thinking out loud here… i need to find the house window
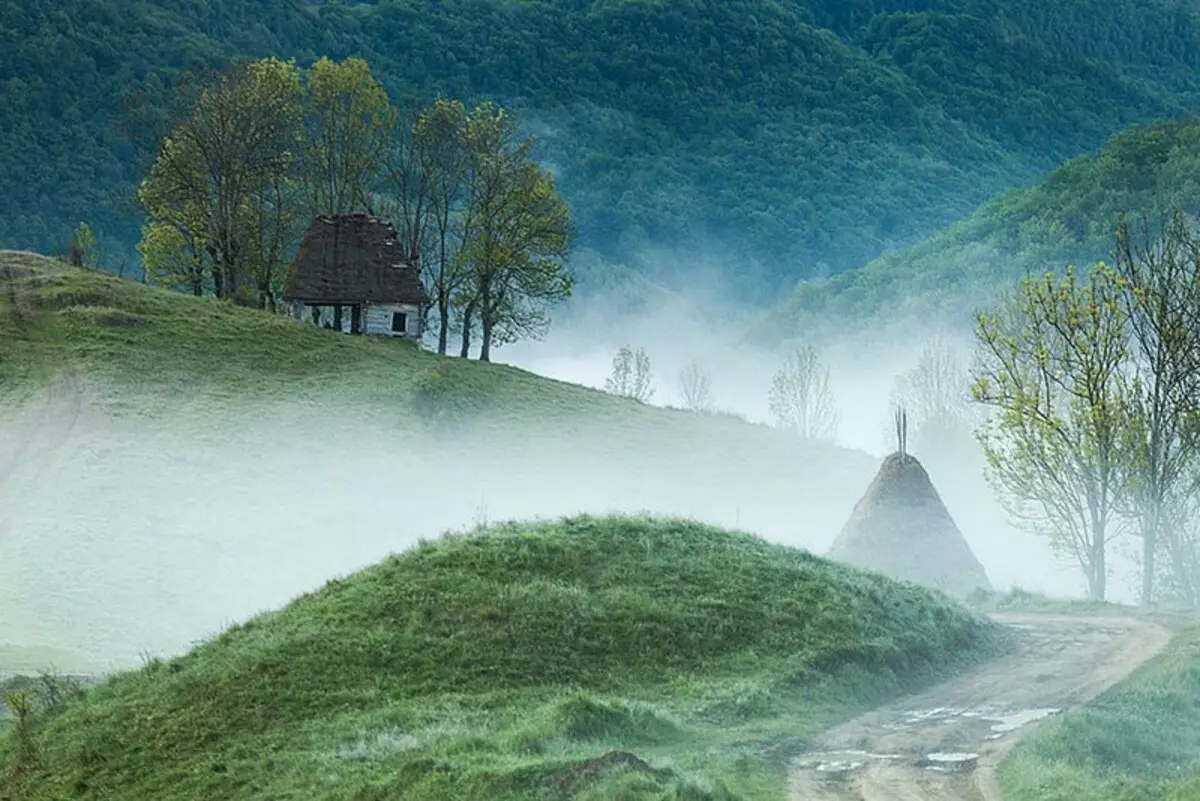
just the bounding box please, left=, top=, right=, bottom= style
left=391, top=311, right=407, bottom=334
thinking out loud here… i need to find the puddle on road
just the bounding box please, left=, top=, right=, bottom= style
left=793, top=705, right=1063, bottom=778
left=983, top=707, right=1060, bottom=738
left=884, top=704, right=1061, bottom=737
left=794, top=750, right=902, bottom=777
left=918, top=752, right=980, bottom=773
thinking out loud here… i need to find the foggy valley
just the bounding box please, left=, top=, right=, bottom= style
left=4, top=2, right=1200, bottom=799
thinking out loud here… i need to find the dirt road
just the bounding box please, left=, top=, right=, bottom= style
left=787, top=613, right=1170, bottom=801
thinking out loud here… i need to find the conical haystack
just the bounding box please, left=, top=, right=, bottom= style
left=827, top=451, right=991, bottom=597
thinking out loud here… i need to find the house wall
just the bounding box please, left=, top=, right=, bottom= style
left=301, top=303, right=351, bottom=333
left=364, top=302, right=422, bottom=338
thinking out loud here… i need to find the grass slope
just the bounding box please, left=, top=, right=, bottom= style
left=998, top=621, right=1200, bottom=801
left=762, top=116, right=1200, bottom=341
left=0, top=250, right=884, bottom=668
left=6, top=1, right=1200, bottom=288
left=0, top=515, right=1006, bottom=800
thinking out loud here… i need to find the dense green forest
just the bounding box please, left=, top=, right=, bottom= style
left=758, top=116, right=1200, bottom=339
left=4, top=0, right=1200, bottom=297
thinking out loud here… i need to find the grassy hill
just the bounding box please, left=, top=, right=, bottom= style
left=5, top=1, right=1200, bottom=293
left=759, top=116, right=1200, bottom=342
left=0, top=514, right=1006, bottom=800
left=0, top=250, right=893, bottom=669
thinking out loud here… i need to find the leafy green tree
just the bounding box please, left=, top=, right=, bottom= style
left=138, top=57, right=304, bottom=302
left=1112, top=210, right=1200, bottom=606
left=416, top=98, right=473, bottom=356
left=69, top=222, right=96, bottom=268
left=457, top=103, right=574, bottom=362
left=383, top=96, right=474, bottom=354
left=241, top=170, right=306, bottom=311
left=137, top=219, right=207, bottom=296
left=972, top=265, right=1131, bottom=601
left=768, top=346, right=838, bottom=441
left=304, top=56, right=396, bottom=216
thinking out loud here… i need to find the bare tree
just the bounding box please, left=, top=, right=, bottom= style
left=768, top=345, right=838, bottom=441
left=678, top=359, right=712, bottom=411
left=605, top=345, right=654, bottom=403
left=886, top=336, right=978, bottom=454
left=1151, top=478, right=1200, bottom=609
left=891, top=338, right=970, bottom=425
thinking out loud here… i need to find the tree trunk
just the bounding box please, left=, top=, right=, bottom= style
left=224, top=261, right=238, bottom=299
left=212, top=265, right=225, bottom=299
left=437, top=296, right=450, bottom=355
left=459, top=301, right=475, bottom=358
left=1142, top=513, right=1158, bottom=607
left=351, top=304, right=362, bottom=335
left=480, top=317, right=493, bottom=363
left=192, top=278, right=203, bottom=297
left=1090, top=535, right=1107, bottom=601
left=333, top=305, right=344, bottom=332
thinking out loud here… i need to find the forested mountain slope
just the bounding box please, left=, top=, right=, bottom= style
left=4, top=0, right=1200, bottom=294
left=757, top=116, right=1200, bottom=341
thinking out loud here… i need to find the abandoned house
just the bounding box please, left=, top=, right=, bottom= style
left=282, top=213, right=426, bottom=338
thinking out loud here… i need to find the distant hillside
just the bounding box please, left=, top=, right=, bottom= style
left=1, top=514, right=1004, bottom=800
left=759, top=116, right=1200, bottom=341
left=4, top=1, right=1200, bottom=294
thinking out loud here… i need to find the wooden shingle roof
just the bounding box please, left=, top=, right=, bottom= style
left=282, top=214, right=425, bottom=305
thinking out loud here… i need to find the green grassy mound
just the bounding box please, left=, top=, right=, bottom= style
left=0, top=515, right=1005, bottom=800
left=999, top=622, right=1200, bottom=801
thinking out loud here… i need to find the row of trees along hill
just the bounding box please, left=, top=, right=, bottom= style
left=972, top=209, right=1200, bottom=606
left=136, top=56, right=573, bottom=361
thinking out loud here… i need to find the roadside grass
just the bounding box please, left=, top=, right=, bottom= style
left=999, top=621, right=1200, bottom=801
left=964, top=587, right=1130, bottom=617
left=0, top=515, right=1008, bottom=800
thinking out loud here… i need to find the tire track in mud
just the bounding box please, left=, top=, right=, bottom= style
left=787, top=613, right=1170, bottom=801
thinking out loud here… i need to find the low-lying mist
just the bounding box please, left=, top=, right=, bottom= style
left=499, top=277, right=1138, bottom=603
left=2, top=385, right=873, bottom=670
left=0, top=271, right=1133, bottom=674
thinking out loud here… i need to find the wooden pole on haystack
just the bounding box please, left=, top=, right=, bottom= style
left=894, top=407, right=908, bottom=462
